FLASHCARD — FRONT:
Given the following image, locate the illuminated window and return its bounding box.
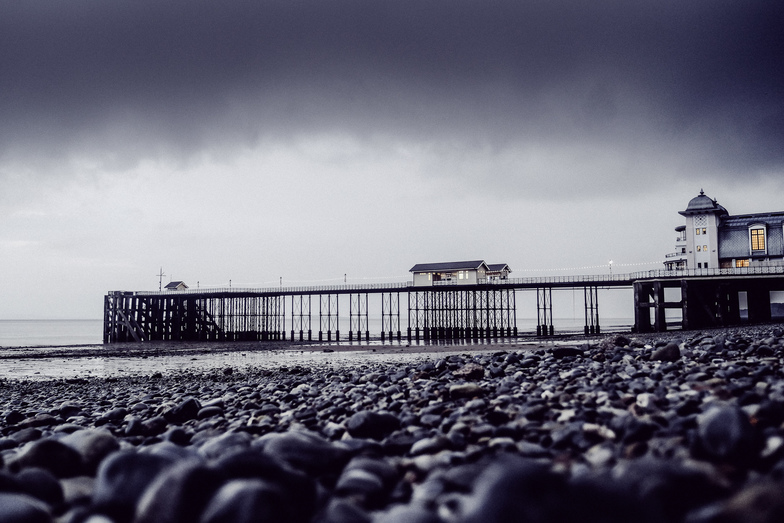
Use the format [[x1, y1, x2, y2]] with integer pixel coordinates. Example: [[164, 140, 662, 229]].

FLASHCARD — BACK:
[[702, 228, 706, 235], [696, 228, 701, 235], [751, 228, 766, 251], [703, 245, 708, 251], [696, 245, 701, 252], [736, 259, 750, 268]]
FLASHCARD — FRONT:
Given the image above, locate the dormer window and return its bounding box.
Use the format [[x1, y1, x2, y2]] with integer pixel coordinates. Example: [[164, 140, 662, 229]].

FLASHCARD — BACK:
[[749, 225, 767, 254]]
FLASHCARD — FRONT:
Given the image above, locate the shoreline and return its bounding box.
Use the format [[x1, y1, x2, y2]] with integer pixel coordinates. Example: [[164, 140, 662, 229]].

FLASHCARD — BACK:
[[0, 324, 781, 383]]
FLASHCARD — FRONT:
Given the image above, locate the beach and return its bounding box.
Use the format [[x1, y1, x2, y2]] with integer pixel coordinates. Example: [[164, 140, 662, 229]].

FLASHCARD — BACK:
[[1, 325, 784, 522]]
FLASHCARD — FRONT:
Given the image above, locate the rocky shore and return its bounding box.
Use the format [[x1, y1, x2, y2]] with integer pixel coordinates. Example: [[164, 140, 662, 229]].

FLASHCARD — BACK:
[[2, 326, 784, 522]]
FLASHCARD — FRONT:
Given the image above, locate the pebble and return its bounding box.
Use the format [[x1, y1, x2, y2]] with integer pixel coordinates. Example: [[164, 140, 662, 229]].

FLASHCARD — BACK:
[[1, 326, 784, 521]]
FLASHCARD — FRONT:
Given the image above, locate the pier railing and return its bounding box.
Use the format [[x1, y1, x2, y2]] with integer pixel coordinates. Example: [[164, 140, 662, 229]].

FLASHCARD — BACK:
[[110, 265, 784, 297], [113, 281, 414, 297]]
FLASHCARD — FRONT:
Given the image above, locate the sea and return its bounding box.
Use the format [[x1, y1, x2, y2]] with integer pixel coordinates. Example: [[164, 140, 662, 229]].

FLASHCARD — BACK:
[[0, 317, 635, 349], [0, 319, 104, 348]]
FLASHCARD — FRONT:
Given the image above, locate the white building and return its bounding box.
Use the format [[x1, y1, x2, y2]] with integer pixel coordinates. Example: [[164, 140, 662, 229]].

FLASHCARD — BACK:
[[665, 190, 784, 270]]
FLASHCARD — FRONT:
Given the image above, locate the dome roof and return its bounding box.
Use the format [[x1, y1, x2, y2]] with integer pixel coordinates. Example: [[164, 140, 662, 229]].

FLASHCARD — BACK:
[[679, 190, 728, 216]]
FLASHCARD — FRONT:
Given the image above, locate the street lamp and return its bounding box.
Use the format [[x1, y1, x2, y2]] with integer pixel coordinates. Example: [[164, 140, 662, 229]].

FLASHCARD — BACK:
[[609, 260, 613, 276]]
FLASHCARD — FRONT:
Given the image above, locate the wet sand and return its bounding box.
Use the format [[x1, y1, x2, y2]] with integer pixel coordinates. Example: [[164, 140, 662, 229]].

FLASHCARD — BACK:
[[0, 338, 561, 381]]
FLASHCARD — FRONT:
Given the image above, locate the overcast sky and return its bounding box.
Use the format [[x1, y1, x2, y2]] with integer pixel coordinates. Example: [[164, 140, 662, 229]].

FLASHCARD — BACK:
[[1, 1, 783, 319]]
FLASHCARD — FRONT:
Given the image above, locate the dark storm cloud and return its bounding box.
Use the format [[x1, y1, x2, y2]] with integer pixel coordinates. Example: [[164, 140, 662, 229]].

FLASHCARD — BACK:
[[1, 0, 782, 175]]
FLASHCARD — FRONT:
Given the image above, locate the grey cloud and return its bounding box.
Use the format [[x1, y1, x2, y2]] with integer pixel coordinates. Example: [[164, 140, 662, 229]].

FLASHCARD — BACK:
[[1, 0, 782, 183]]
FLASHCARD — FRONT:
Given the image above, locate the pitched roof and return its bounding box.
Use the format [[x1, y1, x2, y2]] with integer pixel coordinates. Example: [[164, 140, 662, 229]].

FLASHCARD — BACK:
[[486, 263, 511, 273], [164, 281, 188, 289], [409, 260, 488, 273], [722, 212, 784, 228]]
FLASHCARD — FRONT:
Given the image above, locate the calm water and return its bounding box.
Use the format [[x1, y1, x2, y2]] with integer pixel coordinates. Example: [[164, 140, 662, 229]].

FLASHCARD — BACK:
[[0, 318, 634, 348], [0, 319, 104, 348]]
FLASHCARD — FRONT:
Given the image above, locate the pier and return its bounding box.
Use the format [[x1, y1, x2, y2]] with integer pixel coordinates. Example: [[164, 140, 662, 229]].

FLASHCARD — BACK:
[[104, 267, 784, 343]]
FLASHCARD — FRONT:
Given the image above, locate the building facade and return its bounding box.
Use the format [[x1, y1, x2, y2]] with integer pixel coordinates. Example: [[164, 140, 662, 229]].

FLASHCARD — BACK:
[[665, 190, 784, 270], [410, 260, 511, 286]]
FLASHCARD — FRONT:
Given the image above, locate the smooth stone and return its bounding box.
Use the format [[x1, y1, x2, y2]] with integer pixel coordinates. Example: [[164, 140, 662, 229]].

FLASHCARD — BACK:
[[8, 427, 43, 445], [651, 343, 681, 362], [452, 363, 485, 380], [694, 481, 784, 523], [102, 407, 128, 422], [10, 438, 83, 478], [142, 416, 169, 436], [334, 468, 386, 507], [92, 451, 176, 522], [163, 427, 192, 446], [695, 405, 760, 465], [614, 458, 728, 521], [342, 456, 398, 492], [0, 470, 22, 493], [124, 417, 146, 437], [346, 411, 401, 440], [58, 402, 84, 419], [60, 476, 95, 504], [256, 431, 351, 476], [134, 461, 224, 523], [197, 406, 224, 420], [163, 397, 202, 424], [552, 347, 584, 359], [375, 505, 441, 523], [0, 492, 52, 523], [316, 498, 372, 523], [5, 410, 25, 426], [213, 449, 316, 522], [198, 432, 251, 460], [409, 436, 451, 456], [449, 383, 484, 399], [59, 429, 120, 475], [15, 467, 63, 507], [200, 479, 304, 523], [460, 458, 568, 522]]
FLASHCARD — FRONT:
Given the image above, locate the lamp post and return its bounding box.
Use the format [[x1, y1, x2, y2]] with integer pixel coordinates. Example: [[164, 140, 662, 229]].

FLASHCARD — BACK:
[[609, 260, 613, 277]]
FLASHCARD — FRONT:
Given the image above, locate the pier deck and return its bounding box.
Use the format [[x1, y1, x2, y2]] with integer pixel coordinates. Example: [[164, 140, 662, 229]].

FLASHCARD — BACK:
[[104, 267, 784, 343]]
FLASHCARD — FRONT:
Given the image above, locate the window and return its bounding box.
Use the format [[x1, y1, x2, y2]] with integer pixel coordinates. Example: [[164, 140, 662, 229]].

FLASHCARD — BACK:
[[696, 228, 701, 235], [696, 245, 701, 252], [697, 263, 702, 268], [702, 228, 706, 235], [703, 245, 708, 251], [751, 228, 766, 251], [736, 259, 750, 268]]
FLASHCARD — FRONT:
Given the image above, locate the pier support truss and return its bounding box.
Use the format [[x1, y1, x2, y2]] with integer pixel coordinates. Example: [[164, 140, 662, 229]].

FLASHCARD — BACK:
[[406, 288, 516, 341], [381, 292, 401, 341], [319, 294, 339, 341], [584, 286, 600, 335], [349, 293, 369, 341], [291, 295, 312, 341], [536, 288, 554, 336], [104, 292, 288, 342]]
